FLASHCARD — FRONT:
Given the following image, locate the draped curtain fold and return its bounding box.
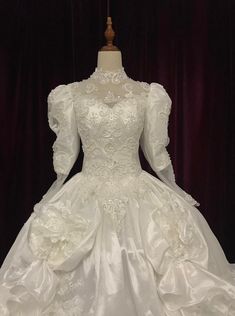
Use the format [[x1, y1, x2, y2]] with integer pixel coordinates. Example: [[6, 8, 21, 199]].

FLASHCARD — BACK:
[[0, 0, 234, 264]]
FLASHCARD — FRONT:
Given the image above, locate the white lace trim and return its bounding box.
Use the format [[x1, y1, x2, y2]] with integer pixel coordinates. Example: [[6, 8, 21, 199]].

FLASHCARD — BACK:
[[89, 67, 128, 84]]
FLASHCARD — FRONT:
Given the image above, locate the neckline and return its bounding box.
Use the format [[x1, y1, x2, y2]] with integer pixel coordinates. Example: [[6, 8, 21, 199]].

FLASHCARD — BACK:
[[89, 67, 129, 84]]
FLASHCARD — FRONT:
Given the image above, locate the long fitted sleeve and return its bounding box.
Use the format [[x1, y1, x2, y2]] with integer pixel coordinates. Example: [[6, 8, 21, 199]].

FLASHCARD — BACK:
[[140, 82, 199, 206]]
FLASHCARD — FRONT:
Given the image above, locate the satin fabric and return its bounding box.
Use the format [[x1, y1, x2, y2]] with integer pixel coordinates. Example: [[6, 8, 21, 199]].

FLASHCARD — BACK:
[[0, 171, 235, 315], [1, 76, 235, 315]]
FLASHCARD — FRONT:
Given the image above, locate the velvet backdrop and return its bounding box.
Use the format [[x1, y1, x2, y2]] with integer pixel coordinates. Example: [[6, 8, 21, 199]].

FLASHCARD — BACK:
[[0, 0, 234, 265]]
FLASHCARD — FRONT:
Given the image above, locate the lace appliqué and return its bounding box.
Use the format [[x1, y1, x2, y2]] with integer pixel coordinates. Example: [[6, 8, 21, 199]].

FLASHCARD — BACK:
[[75, 95, 145, 180], [103, 91, 122, 105], [28, 202, 91, 267], [89, 67, 128, 84], [42, 268, 96, 316], [139, 83, 172, 172], [72, 173, 149, 236], [48, 84, 80, 175], [69, 80, 149, 236], [102, 198, 128, 235], [75, 77, 150, 108], [152, 189, 204, 259]]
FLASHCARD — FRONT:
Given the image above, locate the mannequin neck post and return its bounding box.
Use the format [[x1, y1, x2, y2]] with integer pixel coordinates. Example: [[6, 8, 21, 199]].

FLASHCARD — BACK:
[[97, 51, 123, 71]]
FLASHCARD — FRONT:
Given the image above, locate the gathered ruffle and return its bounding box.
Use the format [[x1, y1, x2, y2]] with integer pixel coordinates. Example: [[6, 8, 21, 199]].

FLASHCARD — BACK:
[[0, 216, 59, 316], [140, 171, 235, 315], [29, 199, 100, 270], [1, 171, 235, 315], [158, 259, 235, 315]]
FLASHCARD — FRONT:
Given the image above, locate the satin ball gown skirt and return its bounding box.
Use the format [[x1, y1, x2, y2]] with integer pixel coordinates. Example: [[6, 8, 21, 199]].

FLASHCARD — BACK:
[[0, 171, 235, 316]]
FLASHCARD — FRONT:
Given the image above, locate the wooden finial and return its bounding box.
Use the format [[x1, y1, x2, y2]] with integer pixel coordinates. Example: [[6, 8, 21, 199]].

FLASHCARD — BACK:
[[100, 16, 120, 51]]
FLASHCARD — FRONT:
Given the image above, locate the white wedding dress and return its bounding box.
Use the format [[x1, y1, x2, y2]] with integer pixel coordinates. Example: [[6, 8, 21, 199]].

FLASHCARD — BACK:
[[1, 68, 235, 316]]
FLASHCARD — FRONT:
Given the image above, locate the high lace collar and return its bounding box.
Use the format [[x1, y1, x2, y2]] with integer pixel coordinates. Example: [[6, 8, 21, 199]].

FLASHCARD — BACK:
[[89, 67, 128, 84]]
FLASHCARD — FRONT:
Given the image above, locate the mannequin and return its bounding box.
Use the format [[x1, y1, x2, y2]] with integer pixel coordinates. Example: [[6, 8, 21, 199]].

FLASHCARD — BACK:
[[97, 16, 123, 71], [42, 16, 199, 207]]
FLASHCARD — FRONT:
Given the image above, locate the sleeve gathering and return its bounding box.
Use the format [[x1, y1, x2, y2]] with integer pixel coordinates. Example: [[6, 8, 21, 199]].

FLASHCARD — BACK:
[[47, 84, 80, 177], [140, 82, 200, 207], [140, 82, 172, 173]]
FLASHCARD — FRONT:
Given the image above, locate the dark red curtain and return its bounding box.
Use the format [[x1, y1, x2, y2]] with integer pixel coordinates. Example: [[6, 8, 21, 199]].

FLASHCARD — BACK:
[[0, 0, 235, 265]]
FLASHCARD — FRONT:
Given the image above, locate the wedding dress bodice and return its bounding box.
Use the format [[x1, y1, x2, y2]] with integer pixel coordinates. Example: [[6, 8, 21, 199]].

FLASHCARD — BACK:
[[48, 68, 171, 179], [47, 67, 198, 206]]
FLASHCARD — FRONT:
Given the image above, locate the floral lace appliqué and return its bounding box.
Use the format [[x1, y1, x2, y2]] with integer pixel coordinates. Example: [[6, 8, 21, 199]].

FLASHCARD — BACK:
[[89, 67, 128, 84], [28, 202, 91, 267]]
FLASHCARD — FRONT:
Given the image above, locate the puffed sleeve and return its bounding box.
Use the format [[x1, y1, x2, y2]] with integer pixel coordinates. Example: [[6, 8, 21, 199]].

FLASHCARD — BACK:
[[140, 83, 172, 172], [47, 84, 80, 177], [40, 84, 80, 201], [140, 83, 199, 206]]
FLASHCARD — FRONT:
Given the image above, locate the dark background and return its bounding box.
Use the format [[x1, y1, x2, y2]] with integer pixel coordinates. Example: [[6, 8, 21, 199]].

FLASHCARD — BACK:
[[0, 0, 235, 265]]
